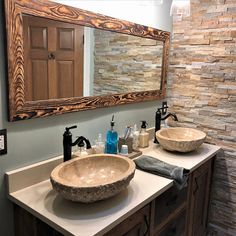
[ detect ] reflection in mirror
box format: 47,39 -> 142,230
91,28 -> 163,96
23,15 -> 163,101
23,15 -> 84,101
6,0 -> 170,121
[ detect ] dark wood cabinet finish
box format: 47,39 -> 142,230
152,186 -> 187,227
14,204 -> 63,236
155,210 -> 186,236
104,204 -> 150,236
186,159 -> 213,236
13,158 -> 214,236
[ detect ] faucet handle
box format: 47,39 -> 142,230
162,101 -> 168,115
65,125 -> 77,132
157,101 -> 169,115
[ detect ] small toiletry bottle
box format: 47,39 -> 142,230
105,115 -> 118,154
94,133 -> 105,154
120,144 -> 129,156
132,124 -> 139,150
139,121 -> 149,148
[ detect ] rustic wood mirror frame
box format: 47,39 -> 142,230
5,0 -> 170,121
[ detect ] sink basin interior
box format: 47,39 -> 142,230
58,156 -> 130,187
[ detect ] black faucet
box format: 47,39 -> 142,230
63,126 -> 91,162
154,108 -> 178,143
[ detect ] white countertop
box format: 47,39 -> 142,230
6,142 -> 221,236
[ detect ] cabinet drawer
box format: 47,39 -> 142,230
155,210 -> 186,236
105,204 -> 150,236
153,186 -> 187,227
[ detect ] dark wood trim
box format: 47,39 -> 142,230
5,0 -> 170,121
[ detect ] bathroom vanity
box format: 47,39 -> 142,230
6,142 -> 220,236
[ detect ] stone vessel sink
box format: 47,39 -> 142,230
156,127 -> 206,152
50,154 -> 135,203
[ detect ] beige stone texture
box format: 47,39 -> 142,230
169,0 -> 236,235
93,29 -> 163,95
50,154 -> 135,203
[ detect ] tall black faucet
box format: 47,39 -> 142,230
63,126 -> 91,162
154,109 -> 178,143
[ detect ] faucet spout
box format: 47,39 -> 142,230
154,109 -> 178,143
63,126 -> 91,162
161,113 -> 178,122
73,136 -> 91,149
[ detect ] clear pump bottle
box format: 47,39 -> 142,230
94,133 -> 105,154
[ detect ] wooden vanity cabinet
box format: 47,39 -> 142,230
13,158 -> 214,236
151,158 -> 214,236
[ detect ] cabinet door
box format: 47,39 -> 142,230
14,204 -> 63,236
152,185 -> 187,228
187,159 -> 213,236
105,204 -> 150,236
155,210 -> 186,236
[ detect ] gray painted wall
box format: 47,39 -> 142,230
0,0 -> 172,235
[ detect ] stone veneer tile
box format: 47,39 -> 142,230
169,0 -> 236,235
93,29 -> 163,95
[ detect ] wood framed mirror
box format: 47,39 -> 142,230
5,0 -> 170,121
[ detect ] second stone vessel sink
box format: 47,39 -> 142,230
50,154 -> 135,203
156,127 -> 206,152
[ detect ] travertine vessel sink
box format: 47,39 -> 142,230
50,154 -> 135,203
156,127 -> 206,152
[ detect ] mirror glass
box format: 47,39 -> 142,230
6,0 -> 170,121
22,15 -> 163,101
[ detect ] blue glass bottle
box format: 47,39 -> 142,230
105,115 -> 118,154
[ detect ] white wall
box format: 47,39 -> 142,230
83,27 -> 95,96
0,1 -> 172,235
54,0 -> 173,31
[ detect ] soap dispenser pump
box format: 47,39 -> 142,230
139,121 -> 149,148
105,115 -> 118,154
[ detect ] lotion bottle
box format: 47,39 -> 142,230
139,121 -> 149,148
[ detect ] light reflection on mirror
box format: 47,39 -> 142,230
23,15 -> 163,101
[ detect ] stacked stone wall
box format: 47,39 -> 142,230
169,0 -> 236,235
93,29 -> 163,95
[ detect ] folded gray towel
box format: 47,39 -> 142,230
134,155 -> 189,190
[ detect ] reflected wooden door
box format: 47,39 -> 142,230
23,15 -> 84,101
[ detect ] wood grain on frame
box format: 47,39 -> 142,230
5,0 -> 170,121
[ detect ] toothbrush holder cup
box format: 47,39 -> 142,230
118,137 -> 133,154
